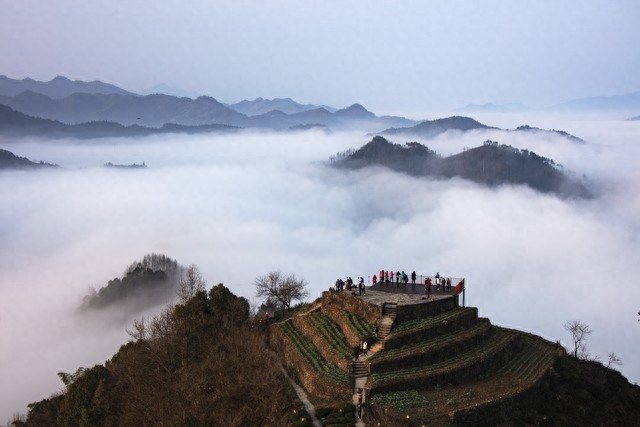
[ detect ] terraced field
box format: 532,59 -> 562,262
498,334 -> 563,383
307,311 -> 353,360
277,291 -> 568,426
280,321 -> 350,386
344,311 -> 374,340
367,329 -> 563,424
371,327 -> 520,392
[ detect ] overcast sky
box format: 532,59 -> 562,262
2,0 -> 639,114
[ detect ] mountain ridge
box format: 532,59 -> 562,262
0,75 -> 135,99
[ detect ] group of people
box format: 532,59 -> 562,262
424,272 -> 453,298
353,326 -> 378,360
330,271 -> 456,299
331,276 -> 366,295
372,270 -> 418,287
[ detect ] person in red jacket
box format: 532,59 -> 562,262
425,277 -> 432,299
372,274 -> 377,285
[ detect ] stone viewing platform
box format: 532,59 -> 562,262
358,287 -> 455,307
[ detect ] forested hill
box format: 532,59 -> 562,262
0,148 -> 58,169
19,284 -> 294,426
81,254 -> 183,311
332,136 -> 591,198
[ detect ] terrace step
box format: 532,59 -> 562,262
371,327 -> 521,393
402,335 -> 563,424
370,319 -> 492,373
384,307 -> 478,350
382,302 -> 398,317
375,302 -> 397,345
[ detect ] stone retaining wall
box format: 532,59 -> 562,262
395,296 -> 459,323
269,322 -> 351,400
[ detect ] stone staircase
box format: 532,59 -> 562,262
350,360 -> 368,378
377,302 -> 397,344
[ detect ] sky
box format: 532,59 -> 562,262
1,1 -> 640,114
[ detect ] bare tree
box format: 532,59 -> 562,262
255,271 -> 309,314
606,352 -> 623,369
177,264 -> 206,302
564,319 -> 592,359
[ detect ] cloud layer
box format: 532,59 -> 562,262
1,120 -> 639,420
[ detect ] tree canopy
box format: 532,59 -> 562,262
255,270 -> 309,313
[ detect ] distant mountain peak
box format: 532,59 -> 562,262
335,103 -> 375,118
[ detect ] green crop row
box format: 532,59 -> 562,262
308,311 -> 353,359
371,321 -> 491,363
393,307 -> 474,335
344,311 -> 374,340
370,390 -> 428,410
499,337 -> 558,383
281,321 -> 350,385
372,329 -> 516,384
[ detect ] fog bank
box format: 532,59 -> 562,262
1,121 -> 639,420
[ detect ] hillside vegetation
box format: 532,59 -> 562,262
18,284 -> 294,426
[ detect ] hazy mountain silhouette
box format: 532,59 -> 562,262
227,97 -> 337,115
0,148 -> 58,169
1,91 -> 247,128
454,91 -> 640,113
548,91 -> 640,112
0,104 -> 237,138
626,115 -> 640,121
0,75 -> 135,99
454,102 -> 532,113
381,116 -> 494,138
332,136 -> 591,198
512,125 -> 585,143
0,91 -> 415,132
380,116 -> 584,143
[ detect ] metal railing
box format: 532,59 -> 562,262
364,274 -> 466,306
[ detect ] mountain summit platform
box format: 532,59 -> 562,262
357,288 -> 452,307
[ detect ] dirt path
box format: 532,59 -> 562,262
279,365 -> 322,427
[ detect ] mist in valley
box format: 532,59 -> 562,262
1,118 -> 639,420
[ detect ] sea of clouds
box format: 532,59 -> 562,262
1,116 -> 639,421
